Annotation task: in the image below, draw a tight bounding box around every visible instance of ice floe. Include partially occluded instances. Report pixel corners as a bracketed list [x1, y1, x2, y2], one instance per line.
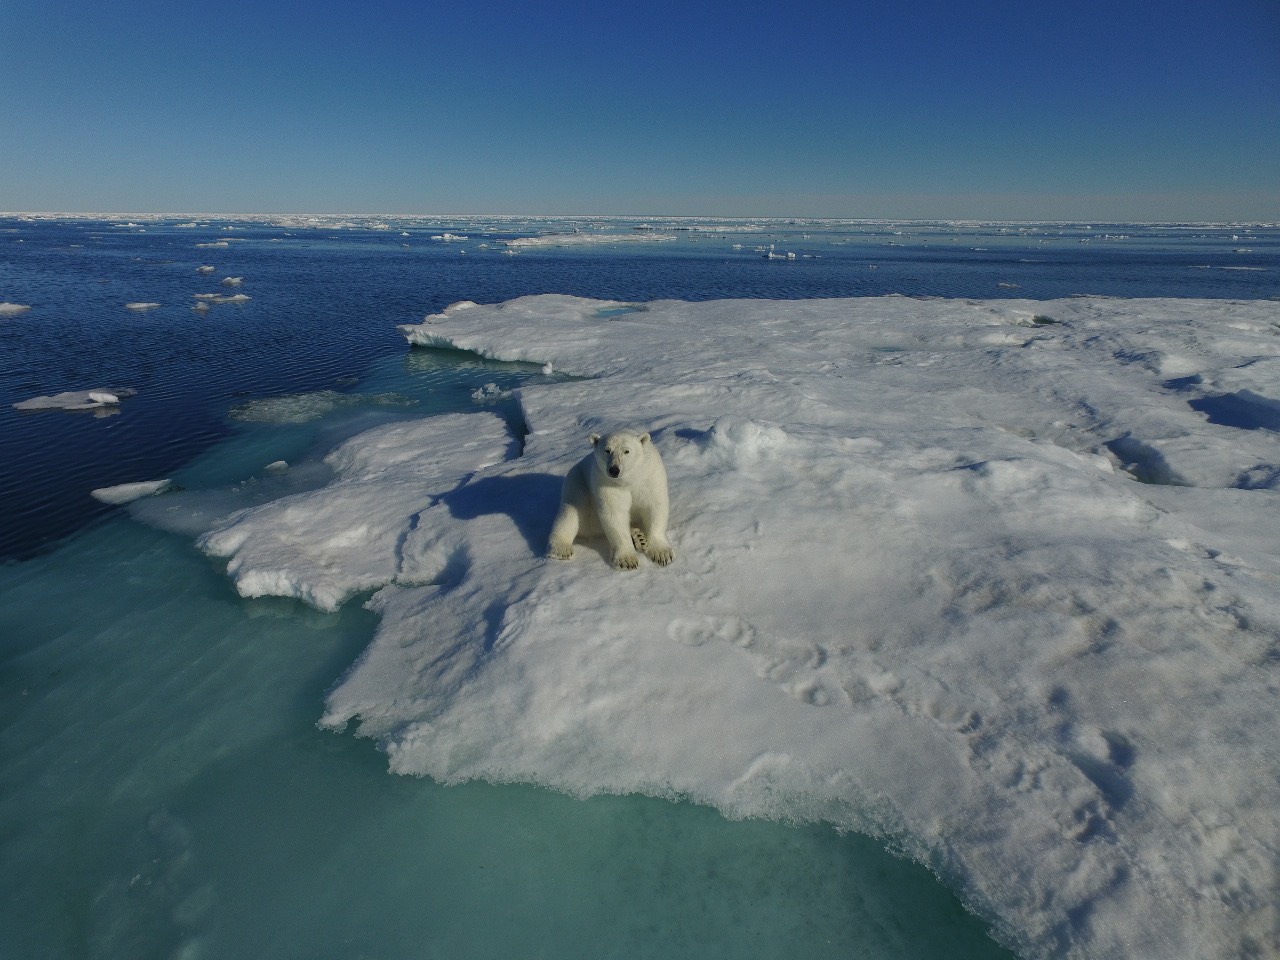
[91, 479, 173, 504]
[192, 292, 251, 305]
[0, 301, 32, 316]
[13, 388, 135, 412]
[195, 295, 1280, 960]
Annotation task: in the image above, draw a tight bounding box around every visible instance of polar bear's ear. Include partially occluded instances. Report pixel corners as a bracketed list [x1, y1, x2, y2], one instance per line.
[638, 432, 650, 445]
[589, 433, 601, 446]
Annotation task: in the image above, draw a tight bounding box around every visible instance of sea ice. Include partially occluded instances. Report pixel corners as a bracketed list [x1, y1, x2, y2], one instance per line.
[197, 295, 1280, 960]
[505, 233, 677, 248]
[91, 479, 173, 504]
[192, 293, 251, 305]
[0, 301, 32, 316]
[125, 302, 161, 311]
[13, 388, 133, 412]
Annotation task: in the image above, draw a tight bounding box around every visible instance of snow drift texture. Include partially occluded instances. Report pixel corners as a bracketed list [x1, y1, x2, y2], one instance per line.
[198, 295, 1280, 960]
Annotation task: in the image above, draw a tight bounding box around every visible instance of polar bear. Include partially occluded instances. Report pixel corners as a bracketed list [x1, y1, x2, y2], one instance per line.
[548, 429, 675, 570]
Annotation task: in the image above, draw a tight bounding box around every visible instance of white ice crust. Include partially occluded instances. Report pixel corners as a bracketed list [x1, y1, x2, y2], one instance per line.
[199, 295, 1280, 960]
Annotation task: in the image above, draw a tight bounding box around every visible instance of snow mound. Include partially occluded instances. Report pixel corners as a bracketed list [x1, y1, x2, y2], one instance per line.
[199, 295, 1280, 960]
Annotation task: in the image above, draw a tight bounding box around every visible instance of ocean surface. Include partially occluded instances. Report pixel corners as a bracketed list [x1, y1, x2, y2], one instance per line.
[2, 215, 1276, 959]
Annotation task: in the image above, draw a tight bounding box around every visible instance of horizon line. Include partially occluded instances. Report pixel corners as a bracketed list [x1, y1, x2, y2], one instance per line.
[4, 211, 1278, 228]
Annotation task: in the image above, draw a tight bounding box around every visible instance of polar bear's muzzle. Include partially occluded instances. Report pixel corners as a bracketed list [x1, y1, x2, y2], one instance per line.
[607, 464, 621, 478]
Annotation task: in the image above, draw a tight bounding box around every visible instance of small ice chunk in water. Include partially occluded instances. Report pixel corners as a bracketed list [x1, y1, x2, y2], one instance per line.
[197, 265, 215, 274]
[13, 388, 132, 411]
[125, 302, 161, 311]
[221, 277, 243, 287]
[91, 479, 173, 504]
[0, 302, 32, 316]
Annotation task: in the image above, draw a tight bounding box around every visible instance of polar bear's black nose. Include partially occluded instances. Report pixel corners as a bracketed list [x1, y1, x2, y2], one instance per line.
[608, 466, 620, 478]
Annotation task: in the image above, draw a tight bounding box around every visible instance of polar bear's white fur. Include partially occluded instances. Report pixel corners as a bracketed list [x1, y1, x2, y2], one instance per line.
[548, 429, 675, 570]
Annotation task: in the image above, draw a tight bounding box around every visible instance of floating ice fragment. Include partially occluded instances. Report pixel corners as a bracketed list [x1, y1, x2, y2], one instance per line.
[91, 479, 173, 504]
[13, 388, 134, 411]
[197, 265, 215, 274]
[192, 292, 251, 304]
[0, 302, 32, 316]
[125, 301, 161, 311]
[220, 277, 243, 286]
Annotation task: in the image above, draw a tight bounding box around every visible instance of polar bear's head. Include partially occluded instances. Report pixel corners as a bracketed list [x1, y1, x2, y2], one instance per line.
[590, 430, 650, 480]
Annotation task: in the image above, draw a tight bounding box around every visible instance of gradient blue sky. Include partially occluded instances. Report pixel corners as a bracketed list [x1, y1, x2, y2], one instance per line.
[3, 0, 1278, 220]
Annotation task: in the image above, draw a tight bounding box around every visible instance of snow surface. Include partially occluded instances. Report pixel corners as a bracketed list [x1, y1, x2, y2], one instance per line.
[197, 295, 1280, 960]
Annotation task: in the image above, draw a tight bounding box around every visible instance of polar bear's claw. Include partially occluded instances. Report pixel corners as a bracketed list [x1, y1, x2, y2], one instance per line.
[613, 551, 640, 570]
[548, 544, 574, 560]
[631, 528, 648, 551]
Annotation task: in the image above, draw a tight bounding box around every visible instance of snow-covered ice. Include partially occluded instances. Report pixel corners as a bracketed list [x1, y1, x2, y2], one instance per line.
[197, 295, 1280, 960]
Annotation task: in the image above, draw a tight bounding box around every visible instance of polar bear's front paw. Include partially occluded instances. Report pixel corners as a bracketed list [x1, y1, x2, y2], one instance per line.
[612, 550, 640, 570]
[646, 543, 675, 566]
[548, 541, 575, 560]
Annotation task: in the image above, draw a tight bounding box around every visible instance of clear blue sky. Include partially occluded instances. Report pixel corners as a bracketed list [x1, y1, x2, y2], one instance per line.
[2, 0, 1277, 220]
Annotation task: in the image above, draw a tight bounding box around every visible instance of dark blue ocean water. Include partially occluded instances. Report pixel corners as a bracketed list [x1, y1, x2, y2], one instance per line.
[3, 216, 1277, 559]
[2, 215, 1277, 960]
